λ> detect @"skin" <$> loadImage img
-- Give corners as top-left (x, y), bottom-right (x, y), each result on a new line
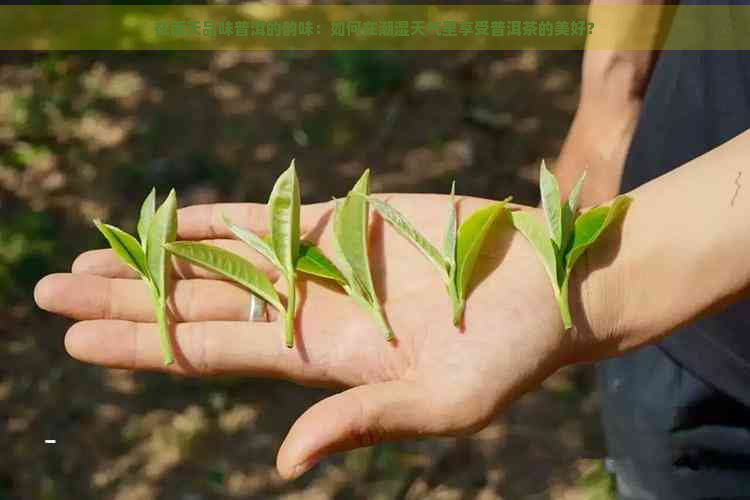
top-left (34, 128), bottom-right (750, 479)
top-left (34, 195), bottom-right (604, 479)
top-left (33, 2), bottom-right (750, 477)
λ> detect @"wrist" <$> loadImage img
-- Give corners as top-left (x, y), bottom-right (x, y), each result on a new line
top-left (558, 206), bottom-right (630, 366)
top-left (502, 204), bottom-right (630, 368)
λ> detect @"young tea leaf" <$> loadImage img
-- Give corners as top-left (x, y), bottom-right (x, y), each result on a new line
top-left (560, 171), bottom-right (586, 254)
top-left (138, 188), bottom-right (156, 250)
top-left (567, 171), bottom-right (586, 215)
top-left (144, 189), bottom-right (178, 365)
top-left (165, 242), bottom-right (284, 312)
top-left (510, 210), bottom-right (559, 293)
top-left (93, 220), bottom-right (147, 277)
top-left (335, 170), bottom-right (378, 302)
top-left (444, 183), bottom-right (461, 324)
top-left (268, 160), bottom-right (301, 274)
top-left (522, 164), bottom-right (631, 331)
top-left (223, 214), bottom-right (282, 270)
top-left (334, 172), bottom-right (393, 340)
top-left (566, 195), bottom-right (632, 272)
top-left (255, 229), bottom-right (346, 287)
top-left (146, 189), bottom-right (177, 298)
top-left (268, 160), bottom-right (302, 348)
top-left (443, 181), bottom-right (457, 273)
top-left (540, 160), bottom-right (563, 249)
top-left (455, 200), bottom-right (509, 302)
top-left (366, 196), bottom-right (449, 281)
top-left (297, 241), bottom-right (347, 286)
top-left (553, 195), bottom-right (631, 330)
top-left (332, 198), bottom-right (363, 298)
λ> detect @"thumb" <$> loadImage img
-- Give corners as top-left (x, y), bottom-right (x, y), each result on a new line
top-left (276, 380), bottom-right (435, 479)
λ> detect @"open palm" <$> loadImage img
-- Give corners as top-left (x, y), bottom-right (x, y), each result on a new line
top-left (35, 194), bottom-right (593, 479)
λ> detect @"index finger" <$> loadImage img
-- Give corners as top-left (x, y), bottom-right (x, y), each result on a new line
top-left (177, 202), bottom-right (332, 241)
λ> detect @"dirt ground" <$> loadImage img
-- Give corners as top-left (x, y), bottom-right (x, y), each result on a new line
top-left (0, 48), bottom-right (617, 499)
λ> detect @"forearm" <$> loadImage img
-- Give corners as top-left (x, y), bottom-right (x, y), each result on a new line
top-left (573, 128), bottom-right (750, 361)
top-left (555, 0), bottom-right (666, 205)
top-left (555, 52), bottom-right (650, 203)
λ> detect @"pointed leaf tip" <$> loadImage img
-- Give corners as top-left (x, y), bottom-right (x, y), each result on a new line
top-left (351, 169), bottom-right (371, 193)
top-left (138, 189), bottom-right (157, 248)
top-left (539, 158), bottom-right (563, 248)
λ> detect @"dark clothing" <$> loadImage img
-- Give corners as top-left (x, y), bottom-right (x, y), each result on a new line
top-left (598, 4), bottom-right (750, 498)
top-left (599, 348), bottom-right (750, 499)
top-left (619, 37), bottom-right (750, 410)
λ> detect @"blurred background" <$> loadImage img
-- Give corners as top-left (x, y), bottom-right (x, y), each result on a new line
top-left (0, 13), bottom-right (617, 500)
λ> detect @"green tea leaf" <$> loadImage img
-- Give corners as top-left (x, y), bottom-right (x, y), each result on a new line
top-left (560, 171), bottom-right (586, 254)
top-left (443, 181), bottom-right (458, 274)
top-left (567, 171), bottom-right (586, 215)
top-left (444, 184), bottom-right (462, 324)
top-left (540, 160), bottom-right (563, 249)
top-left (223, 214), bottom-right (282, 270)
top-left (268, 160), bottom-right (301, 274)
top-left (332, 198), bottom-right (362, 298)
top-left (267, 161), bottom-right (302, 348)
top-left (455, 201), bottom-right (508, 301)
top-left (165, 242), bottom-right (284, 312)
top-left (566, 195), bottom-right (632, 272)
top-left (146, 189), bottom-right (177, 297)
top-left (297, 241), bottom-right (347, 285)
top-left (366, 196), bottom-right (449, 282)
top-left (138, 188), bottom-right (156, 250)
top-left (334, 174), bottom-right (393, 340)
top-left (255, 233), bottom-right (344, 285)
top-left (94, 220), bottom-right (147, 277)
top-left (95, 189), bottom-right (176, 366)
top-left (335, 170), bottom-right (377, 302)
top-left (511, 210), bottom-right (559, 293)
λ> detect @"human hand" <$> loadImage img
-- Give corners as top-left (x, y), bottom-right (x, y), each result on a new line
top-left (34, 194), bottom-right (614, 479)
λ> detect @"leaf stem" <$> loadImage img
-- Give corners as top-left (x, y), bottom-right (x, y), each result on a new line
top-left (452, 300), bottom-right (465, 327)
top-left (558, 280), bottom-right (573, 330)
top-left (285, 273), bottom-right (296, 348)
top-left (448, 282), bottom-right (463, 326)
top-left (371, 303), bottom-right (394, 341)
top-left (152, 288), bottom-right (174, 365)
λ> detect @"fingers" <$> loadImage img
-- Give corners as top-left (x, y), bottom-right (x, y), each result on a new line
top-left (35, 273), bottom-right (272, 323)
top-left (64, 320), bottom-right (312, 378)
top-left (178, 203), bottom-right (269, 240)
top-left (72, 240), bottom-right (280, 281)
top-left (177, 202), bottom-right (331, 241)
top-left (276, 380), bottom-right (436, 479)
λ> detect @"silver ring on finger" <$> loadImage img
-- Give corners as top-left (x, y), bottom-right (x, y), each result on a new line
top-left (248, 293), bottom-right (268, 322)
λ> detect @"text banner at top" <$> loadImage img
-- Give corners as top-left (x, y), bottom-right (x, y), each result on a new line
top-left (1, 5), bottom-right (749, 51)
